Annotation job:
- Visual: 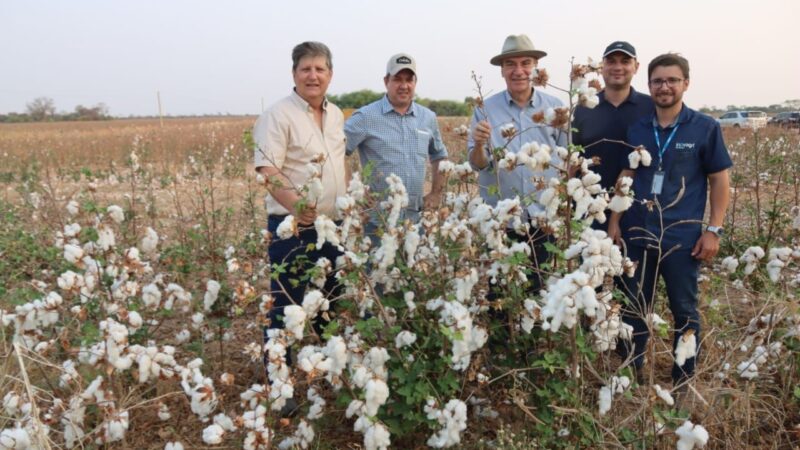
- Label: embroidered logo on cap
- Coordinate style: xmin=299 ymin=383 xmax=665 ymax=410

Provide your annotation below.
xmin=396 ymin=56 xmax=412 ymax=64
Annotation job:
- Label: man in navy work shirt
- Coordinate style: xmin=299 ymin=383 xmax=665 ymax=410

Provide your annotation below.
xmin=345 ymin=53 xmax=448 ymax=238
xmin=469 ymin=34 xmax=566 ymax=293
xmin=572 ymin=41 xmax=654 ymax=232
xmin=608 ymin=53 xmax=732 ymax=388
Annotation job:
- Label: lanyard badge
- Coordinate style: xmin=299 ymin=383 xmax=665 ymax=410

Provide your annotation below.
xmin=651 ymin=124 xmax=680 ymax=195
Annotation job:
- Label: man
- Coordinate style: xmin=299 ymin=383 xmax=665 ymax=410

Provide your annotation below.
xmin=608 ymin=53 xmax=732 ymax=386
xmin=469 ymin=34 xmax=566 ymax=292
xmin=345 ymin=53 xmax=448 ymax=235
xmin=253 ymin=41 xmax=347 ymax=343
xmin=572 ymin=41 xmax=654 ymax=231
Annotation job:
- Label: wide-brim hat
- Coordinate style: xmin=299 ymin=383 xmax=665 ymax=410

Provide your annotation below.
xmin=490 ymin=34 xmax=547 ymax=66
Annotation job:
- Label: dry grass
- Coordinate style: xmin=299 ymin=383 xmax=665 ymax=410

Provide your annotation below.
xmin=0 ymin=117 xmax=798 ymax=449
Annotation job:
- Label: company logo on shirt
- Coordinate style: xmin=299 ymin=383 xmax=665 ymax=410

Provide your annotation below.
xmin=675 ymin=142 xmax=695 ymax=150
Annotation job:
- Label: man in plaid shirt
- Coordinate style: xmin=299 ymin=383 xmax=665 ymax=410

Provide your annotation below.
xmin=344 ymin=53 xmax=448 ymax=238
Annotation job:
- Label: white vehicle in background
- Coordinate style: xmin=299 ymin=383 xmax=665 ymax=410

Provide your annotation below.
xmin=717 ymin=111 xmax=768 ymax=129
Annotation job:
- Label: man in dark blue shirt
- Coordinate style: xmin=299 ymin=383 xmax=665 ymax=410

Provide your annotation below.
xmin=572 ymin=41 xmax=654 ymax=232
xmin=608 ymin=53 xmax=732 ymax=387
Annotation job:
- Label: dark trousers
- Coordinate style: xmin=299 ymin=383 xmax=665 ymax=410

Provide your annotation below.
xmin=488 ymin=227 xmax=553 ymax=315
xmin=265 ymin=215 xmax=343 ymax=336
xmin=619 ymin=244 xmax=700 ymax=383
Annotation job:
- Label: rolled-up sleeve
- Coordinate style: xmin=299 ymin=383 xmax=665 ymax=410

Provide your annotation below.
xmin=428 ymin=114 xmax=448 ymax=161
xmin=253 ymin=110 xmax=287 ymax=170
xmin=344 ymin=110 xmax=366 ymax=156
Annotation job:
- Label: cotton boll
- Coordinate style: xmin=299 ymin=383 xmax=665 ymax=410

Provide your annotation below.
xmin=140 ymin=227 xmax=159 ymax=255
xmin=107 ymin=205 xmax=125 ymax=224
xmin=283 ymin=305 xmax=307 ymax=341
xmin=202 ymin=424 xmax=225 ymax=445
xmin=739 ymin=246 xmax=765 ymax=276
xmin=598 ymin=385 xmax=612 ymax=416
xmin=203 ymin=280 xmax=221 ymax=311
xmin=652 ymin=384 xmax=675 ymax=406
xmin=0 ymin=427 xmax=32 ymax=449
xmin=276 ymin=216 xmax=297 ymax=240
xmin=720 ymin=256 xmax=739 ymax=273
xmin=675 ymin=330 xmax=697 ymax=367
xmin=675 ymin=420 xmax=709 ymax=450
xmin=394 ymin=331 xmax=417 ymax=349
xmin=66 ymin=200 xmax=80 ymax=216
xmin=364 ymin=379 xmax=389 ymax=416
xmin=363 ymin=422 xmax=391 ymax=450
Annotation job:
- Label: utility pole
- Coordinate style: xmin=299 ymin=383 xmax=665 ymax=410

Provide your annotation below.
xmin=157 ymin=91 xmax=164 ymax=128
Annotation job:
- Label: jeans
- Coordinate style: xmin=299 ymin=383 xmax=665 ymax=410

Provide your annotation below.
xmin=265 ymin=215 xmax=343 ymax=336
xmin=619 ymin=244 xmax=700 ymax=383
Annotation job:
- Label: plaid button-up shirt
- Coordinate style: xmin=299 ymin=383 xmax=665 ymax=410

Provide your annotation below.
xmin=345 ymin=96 xmax=448 ymax=211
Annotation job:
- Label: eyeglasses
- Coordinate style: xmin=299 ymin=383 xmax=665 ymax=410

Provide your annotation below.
xmin=649 ymin=77 xmax=684 ymax=88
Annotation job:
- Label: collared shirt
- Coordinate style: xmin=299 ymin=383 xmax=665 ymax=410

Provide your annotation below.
xmin=572 ymin=88 xmax=654 ymax=190
xmin=253 ymin=90 xmax=347 ymax=217
xmin=621 ymin=105 xmax=732 ymax=250
xmin=345 ymin=95 xmax=448 ymax=211
xmin=467 ymin=89 xmax=567 ymax=219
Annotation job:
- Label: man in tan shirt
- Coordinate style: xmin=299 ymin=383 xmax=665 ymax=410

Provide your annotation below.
xmin=254 ymin=41 xmax=346 ymax=365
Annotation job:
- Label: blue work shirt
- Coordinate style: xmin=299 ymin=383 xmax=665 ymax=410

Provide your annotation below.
xmin=621 ymin=105 xmax=732 ymax=250
xmin=467 ymin=89 xmax=567 ymax=219
xmin=345 ymin=96 xmax=448 ymax=211
xmin=572 ymin=88 xmax=654 ymax=191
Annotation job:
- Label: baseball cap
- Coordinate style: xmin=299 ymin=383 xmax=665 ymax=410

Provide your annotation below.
xmin=386 ymin=53 xmax=416 ymax=76
xmin=603 ymin=41 xmax=637 ymax=58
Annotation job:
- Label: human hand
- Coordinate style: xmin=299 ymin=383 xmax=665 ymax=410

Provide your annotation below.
xmin=423 ymin=191 xmax=442 ymax=211
xmin=691 ymin=231 xmax=720 ymax=261
xmin=472 ymin=120 xmax=491 ymax=148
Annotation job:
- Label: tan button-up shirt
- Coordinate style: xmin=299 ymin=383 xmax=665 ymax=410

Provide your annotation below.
xmin=253 ymin=91 xmax=347 ymax=218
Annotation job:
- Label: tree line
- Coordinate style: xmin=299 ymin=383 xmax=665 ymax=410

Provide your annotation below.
xmin=0 ymin=97 xmax=111 ymax=123
xmin=328 ymin=90 xmax=474 ymax=117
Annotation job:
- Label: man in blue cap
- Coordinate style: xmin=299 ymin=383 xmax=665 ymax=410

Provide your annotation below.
xmin=572 ymin=41 xmax=653 ymax=232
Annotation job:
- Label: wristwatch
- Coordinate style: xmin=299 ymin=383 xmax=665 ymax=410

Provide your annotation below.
xmin=706 ymin=225 xmax=724 ymax=237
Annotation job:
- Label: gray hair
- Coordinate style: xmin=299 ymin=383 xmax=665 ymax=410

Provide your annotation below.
xmin=292 ymin=41 xmax=333 ymax=71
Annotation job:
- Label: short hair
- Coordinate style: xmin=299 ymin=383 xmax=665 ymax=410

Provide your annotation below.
xmin=291 ymin=41 xmax=332 ymax=71
xmin=648 ymin=53 xmax=690 ymax=80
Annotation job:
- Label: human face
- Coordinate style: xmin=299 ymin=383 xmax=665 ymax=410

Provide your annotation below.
xmin=601 ymin=52 xmax=639 ymax=90
xmin=292 ymin=55 xmax=332 ymax=106
xmin=501 ymin=56 xmax=536 ymax=98
xmin=648 ymin=65 xmax=689 ymax=109
xmin=384 ymin=69 xmax=416 ymax=111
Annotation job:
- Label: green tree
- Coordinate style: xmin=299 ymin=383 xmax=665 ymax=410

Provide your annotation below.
xmin=328 ymin=90 xmax=383 ymax=109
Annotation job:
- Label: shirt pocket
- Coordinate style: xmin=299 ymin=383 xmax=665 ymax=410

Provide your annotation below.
xmin=668 ymin=150 xmax=698 ymax=185
xmin=415 ymin=128 xmax=431 ymax=160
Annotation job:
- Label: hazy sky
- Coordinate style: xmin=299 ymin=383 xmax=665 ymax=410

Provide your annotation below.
xmin=2 ymin=0 xmax=798 ymax=116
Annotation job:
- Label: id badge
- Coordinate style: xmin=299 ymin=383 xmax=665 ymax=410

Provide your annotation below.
xmin=651 ymin=171 xmax=665 ymax=195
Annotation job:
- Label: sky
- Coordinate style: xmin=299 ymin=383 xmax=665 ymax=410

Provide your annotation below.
xmin=2 ymin=0 xmax=798 ymax=116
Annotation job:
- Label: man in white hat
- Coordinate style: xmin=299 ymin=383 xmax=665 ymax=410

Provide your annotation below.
xmin=345 ymin=53 xmax=448 ymax=238
xmin=468 ymin=34 xmax=566 ymax=293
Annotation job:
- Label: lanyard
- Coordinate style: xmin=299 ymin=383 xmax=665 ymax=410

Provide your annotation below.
xmin=653 ymin=124 xmax=680 ymax=171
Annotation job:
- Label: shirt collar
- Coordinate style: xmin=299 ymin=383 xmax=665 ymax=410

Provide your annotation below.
xmin=380 ymin=95 xmax=416 ymax=116
xmin=598 ymin=86 xmax=644 ymax=106
xmin=503 ymin=89 xmax=537 ymax=108
xmin=290 ymin=89 xmax=328 ymax=111
xmin=651 ymin=103 xmax=692 ymax=129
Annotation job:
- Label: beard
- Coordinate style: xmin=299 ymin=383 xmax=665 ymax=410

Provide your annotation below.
xmin=653 ymin=93 xmax=682 ymax=109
